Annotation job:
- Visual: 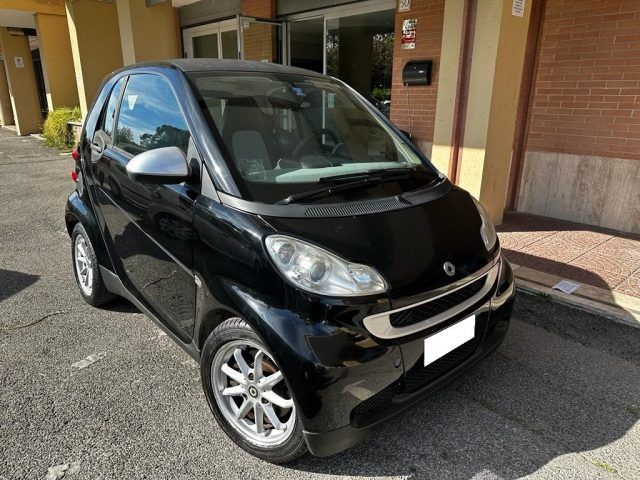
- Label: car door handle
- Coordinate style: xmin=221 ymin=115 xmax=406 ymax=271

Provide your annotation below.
xmin=90 ymin=142 xmax=104 ymax=154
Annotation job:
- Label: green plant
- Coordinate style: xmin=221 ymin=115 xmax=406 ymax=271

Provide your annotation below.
xmin=42 ymin=106 xmax=82 ymax=150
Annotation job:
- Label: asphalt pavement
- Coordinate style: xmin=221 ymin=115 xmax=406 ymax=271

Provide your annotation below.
xmin=1 ymin=129 xmax=639 ymax=480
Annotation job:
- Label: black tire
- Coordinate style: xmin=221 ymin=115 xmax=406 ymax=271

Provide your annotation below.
xmin=71 ymin=223 xmax=116 ymax=307
xmin=201 ymin=318 xmax=308 ymax=464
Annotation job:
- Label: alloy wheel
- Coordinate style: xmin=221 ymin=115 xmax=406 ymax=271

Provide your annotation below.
xmin=74 ymin=235 xmax=93 ymax=296
xmin=212 ymin=340 xmax=296 ymax=447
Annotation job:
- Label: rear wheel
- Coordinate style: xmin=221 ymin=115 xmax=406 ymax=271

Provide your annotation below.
xmin=71 ymin=223 xmax=115 ymax=306
xmin=201 ymin=318 xmax=307 ymax=463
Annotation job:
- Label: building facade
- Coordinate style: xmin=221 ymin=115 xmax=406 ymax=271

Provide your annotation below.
xmin=0 ymin=0 xmax=638 ymax=233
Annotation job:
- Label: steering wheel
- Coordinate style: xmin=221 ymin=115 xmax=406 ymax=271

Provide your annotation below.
xmin=291 ymin=128 xmax=341 ymax=158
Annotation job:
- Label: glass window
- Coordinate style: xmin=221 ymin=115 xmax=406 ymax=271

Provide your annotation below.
xmin=193 ymin=33 xmax=219 ymax=58
xmin=221 ymin=30 xmax=238 ymax=59
xmin=102 ymin=77 xmax=126 ymax=137
xmin=326 ymin=10 xmax=395 ymax=117
xmin=115 ymin=74 xmax=190 ymax=156
xmin=289 ymin=17 xmax=324 ymax=73
xmin=189 ymin=71 xmax=437 ymax=204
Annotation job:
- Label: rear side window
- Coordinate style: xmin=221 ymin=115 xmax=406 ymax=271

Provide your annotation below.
xmin=102 ymin=77 xmax=126 ymax=138
xmin=115 ymin=74 xmax=190 ymax=156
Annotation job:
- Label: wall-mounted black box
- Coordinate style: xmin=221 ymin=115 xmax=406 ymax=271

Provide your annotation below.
xmin=402 ymin=60 xmax=433 ymax=86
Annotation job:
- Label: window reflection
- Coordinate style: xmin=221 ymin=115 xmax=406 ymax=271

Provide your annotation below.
xmin=103 ymin=77 xmax=126 ymax=138
xmin=326 ymin=10 xmax=395 ymax=117
xmin=115 ymin=75 xmax=190 ymax=156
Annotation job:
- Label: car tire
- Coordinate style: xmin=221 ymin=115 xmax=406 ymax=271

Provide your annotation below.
xmin=201 ymin=317 xmax=308 ymax=464
xmin=71 ymin=223 xmax=116 ymax=307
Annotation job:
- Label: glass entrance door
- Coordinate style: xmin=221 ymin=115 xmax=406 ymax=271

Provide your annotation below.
xmin=288 ymin=17 xmax=324 ymax=73
xmin=192 ymin=32 xmax=219 ymax=58
xmin=285 ymin=1 xmax=395 ymax=116
xmin=184 ymin=17 xmax=284 ymax=63
xmin=183 ymin=20 xmax=238 ymax=59
xmin=326 ymin=9 xmax=394 ymax=116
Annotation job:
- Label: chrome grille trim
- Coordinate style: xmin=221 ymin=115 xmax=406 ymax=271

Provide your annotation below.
xmin=363 ymin=262 xmax=500 ymax=340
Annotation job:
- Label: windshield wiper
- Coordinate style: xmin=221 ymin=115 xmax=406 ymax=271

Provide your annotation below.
xmin=277 ymin=176 xmax=382 ymax=205
xmin=318 ymin=167 xmax=435 ymax=184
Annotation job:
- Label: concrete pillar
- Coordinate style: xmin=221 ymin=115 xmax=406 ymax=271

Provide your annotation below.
xmin=66 ymin=0 xmax=123 ymax=117
xmin=0 ymin=58 xmax=14 ymax=126
xmin=0 ymin=28 xmax=42 ymax=135
xmin=34 ymin=13 xmax=79 ymax=110
xmin=430 ymin=0 xmax=465 ymax=174
xmin=116 ymin=0 xmax=180 ymax=65
xmin=431 ymin=0 xmax=532 ymax=225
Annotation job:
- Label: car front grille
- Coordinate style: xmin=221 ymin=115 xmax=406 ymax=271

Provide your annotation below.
xmin=389 ymin=276 xmax=486 ymax=328
xmin=404 ymin=338 xmax=480 ymax=393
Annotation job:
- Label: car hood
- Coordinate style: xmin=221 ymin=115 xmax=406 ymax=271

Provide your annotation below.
xmin=261 ymin=186 xmax=497 ymax=307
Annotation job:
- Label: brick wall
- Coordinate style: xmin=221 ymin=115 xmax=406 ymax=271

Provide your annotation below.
xmin=241 ymin=0 xmax=277 ymax=62
xmin=241 ymin=0 xmax=275 ymax=18
xmin=526 ymin=0 xmax=640 ymax=160
xmin=389 ymin=0 xmax=445 ymax=153
xmin=242 ymin=23 xmax=278 ymax=62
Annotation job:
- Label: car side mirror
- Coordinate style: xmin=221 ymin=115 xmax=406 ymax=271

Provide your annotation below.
xmin=126 ymin=146 xmax=189 ymax=184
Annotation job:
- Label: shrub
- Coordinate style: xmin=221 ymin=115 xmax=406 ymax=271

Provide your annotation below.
xmin=42 ymin=106 xmax=82 ymax=150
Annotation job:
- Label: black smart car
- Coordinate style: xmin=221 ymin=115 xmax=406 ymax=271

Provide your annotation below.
xmin=65 ymin=59 xmax=515 ymax=464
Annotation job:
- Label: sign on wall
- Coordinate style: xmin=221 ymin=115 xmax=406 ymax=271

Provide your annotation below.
xmin=14 ymin=57 xmax=24 ymax=68
xmin=512 ymin=0 xmax=526 ymax=17
xmin=401 ymin=18 xmax=417 ymax=49
xmin=398 ymin=0 xmax=411 ymax=12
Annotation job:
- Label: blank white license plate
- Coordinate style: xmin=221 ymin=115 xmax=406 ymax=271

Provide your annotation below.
xmin=424 ymin=315 xmax=475 ymax=366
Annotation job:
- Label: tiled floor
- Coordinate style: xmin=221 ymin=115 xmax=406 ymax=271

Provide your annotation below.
xmin=498 ymin=212 xmax=640 ymax=299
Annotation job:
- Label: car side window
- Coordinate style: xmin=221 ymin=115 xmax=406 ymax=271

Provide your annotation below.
xmin=115 ymin=74 xmax=190 ymax=156
xmin=102 ymin=77 xmax=126 ymax=138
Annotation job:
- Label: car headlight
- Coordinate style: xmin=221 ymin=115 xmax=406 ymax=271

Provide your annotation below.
xmin=472 ymin=197 xmax=498 ymax=251
xmin=265 ymin=235 xmax=388 ymax=296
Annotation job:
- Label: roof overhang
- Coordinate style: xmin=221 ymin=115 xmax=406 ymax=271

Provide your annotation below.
xmin=0 ymin=0 xmax=64 ymax=16
xmin=0 ymin=9 xmax=36 ymax=29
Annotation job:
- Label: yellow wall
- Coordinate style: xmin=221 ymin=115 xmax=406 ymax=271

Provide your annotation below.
xmin=0 ymin=58 xmax=14 ymax=126
xmin=430 ymin=0 xmax=532 ymax=225
xmin=35 ymin=13 xmax=79 ymax=110
xmin=66 ymin=0 xmax=123 ymax=116
xmin=117 ymin=0 xmax=180 ymax=65
xmin=457 ymin=0 xmax=504 ymax=198
xmin=0 ymin=28 xmax=42 ymax=135
xmin=477 ymin=0 xmax=531 ymax=224
xmin=430 ymin=0 xmax=464 ymax=174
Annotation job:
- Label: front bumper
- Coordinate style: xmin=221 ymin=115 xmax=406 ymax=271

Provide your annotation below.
xmin=302 ymin=258 xmax=516 ymax=456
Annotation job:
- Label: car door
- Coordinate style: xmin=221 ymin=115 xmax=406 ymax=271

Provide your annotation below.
xmin=90 ymin=73 xmax=198 ymax=340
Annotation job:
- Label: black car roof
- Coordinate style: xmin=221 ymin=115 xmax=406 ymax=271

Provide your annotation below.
xmin=123 ymin=59 xmax=326 ymax=78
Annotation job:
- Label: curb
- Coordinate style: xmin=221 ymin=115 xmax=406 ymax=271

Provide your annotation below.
xmin=515 ymin=278 xmax=640 ymax=330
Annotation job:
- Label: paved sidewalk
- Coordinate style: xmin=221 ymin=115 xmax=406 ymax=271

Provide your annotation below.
xmin=498 ymin=212 xmax=640 ymax=325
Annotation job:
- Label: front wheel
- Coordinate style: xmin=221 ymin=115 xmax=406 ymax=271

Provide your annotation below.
xmin=201 ymin=318 xmax=307 ymax=464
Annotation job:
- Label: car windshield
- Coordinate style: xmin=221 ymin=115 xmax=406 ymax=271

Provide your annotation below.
xmin=188 ymin=71 xmax=439 ymax=204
